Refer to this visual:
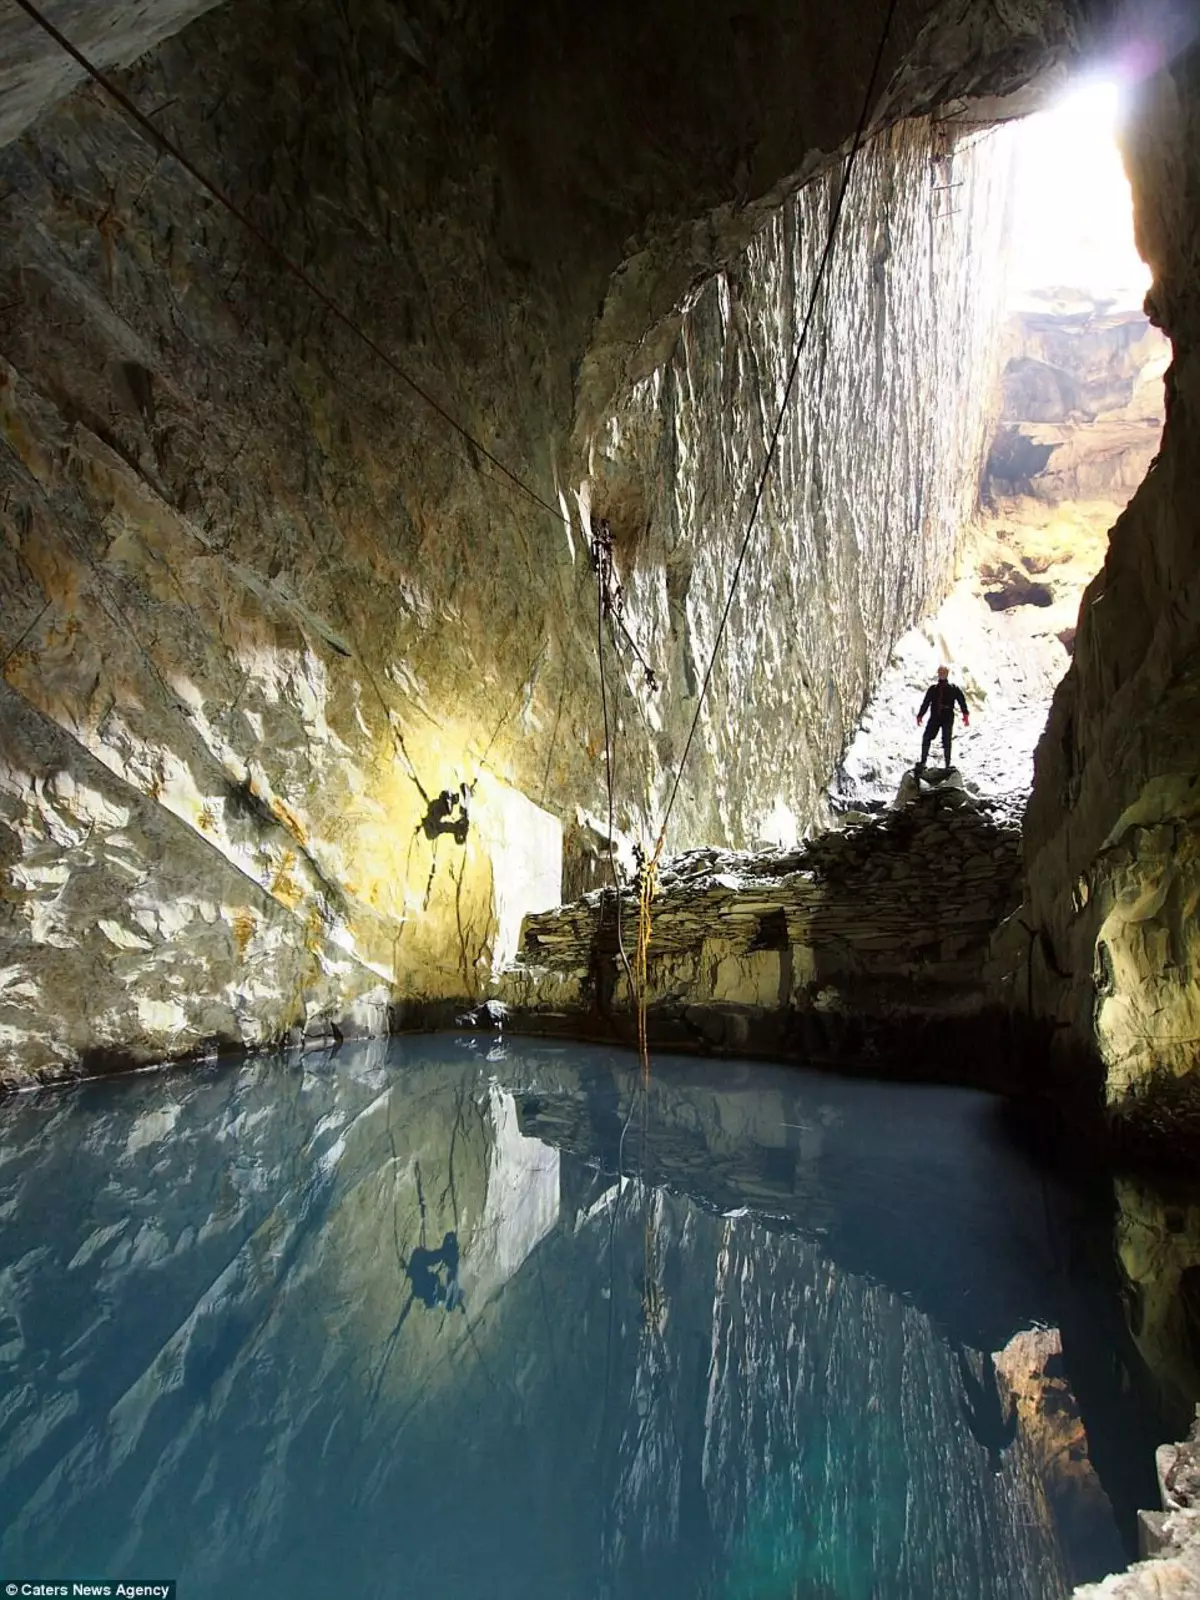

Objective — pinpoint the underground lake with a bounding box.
[0,1038,1183,1599]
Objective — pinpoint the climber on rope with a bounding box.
[915,665,969,775]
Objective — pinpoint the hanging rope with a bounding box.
[590,519,660,692]
[21,0,899,1076]
[14,0,662,757]
[613,0,903,1337]
[655,0,902,858]
[7,0,564,526]
[627,0,903,1081]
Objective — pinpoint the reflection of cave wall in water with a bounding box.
[994,1327,1121,1561]
[0,0,1082,1082]
[1114,1177,1200,1432]
[0,1039,1160,1596]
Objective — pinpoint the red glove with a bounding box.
[963,714,970,726]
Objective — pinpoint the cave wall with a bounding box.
[0,0,1087,1081]
[0,0,228,148]
[986,302,1168,505]
[587,115,1015,847]
[1020,31,1200,1146]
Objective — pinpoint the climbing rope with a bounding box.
[14,0,662,817]
[595,521,638,1003]
[630,0,902,1039]
[655,0,903,858]
[24,0,899,1194]
[8,0,564,526]
[593,1,912,1340]
[590,519,660,692]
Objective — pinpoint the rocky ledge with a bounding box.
[498,781,1026,1079]
[1073,1411,1200,1599]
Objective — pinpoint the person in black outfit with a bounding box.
[916,665,969,773]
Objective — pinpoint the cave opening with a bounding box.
[838,72,1168,809]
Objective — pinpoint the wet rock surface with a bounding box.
[0,0,1057,1082]
[1072,1413,1200,1599]
[1018,37,1200,1147]
[501,785,1025,1075]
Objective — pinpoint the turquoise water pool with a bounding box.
[0,1038,1166,1598]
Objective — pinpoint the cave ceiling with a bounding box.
[2,0,1188,1088]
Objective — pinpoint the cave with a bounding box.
[2,0,1200,1594]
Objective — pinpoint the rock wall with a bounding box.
[1019,33,1200,1148]
[1072,1410,1200,1599]
[0,0,227,148]
[837,288,1168,810]
[0,0,1080,1082]
[986,297,1168,506]
[1114,1177,1200,1430]
[502,785,1023,1072]
[586,115,1015,849]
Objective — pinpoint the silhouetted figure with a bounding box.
[954,1345,1018,1474]
[916,666,969,773]
[421,786,471,844]
[406,1230,464,1311]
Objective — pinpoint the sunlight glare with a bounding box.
[1007,74,1151,313]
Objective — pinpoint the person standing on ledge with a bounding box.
[916,665,969,774]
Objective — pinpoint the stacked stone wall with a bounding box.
[502,788,1024,1072]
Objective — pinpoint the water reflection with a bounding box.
[0,1039,1170,1598]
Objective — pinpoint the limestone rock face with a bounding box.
[986,298,1168,506]
[0,681,392,1086]
[994,1326,1122,1571]
[589,115,1015,848]
[1020,39,1200,1144]
[0,0,1083,1081]
[0,0,227,148]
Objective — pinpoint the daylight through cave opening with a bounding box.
[3,3,1200,1595]
[839,74,1168,808]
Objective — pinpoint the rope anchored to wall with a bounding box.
[12,0,665,791]
[6,0,567,528]
[621,0,904,1083]
[586,0,904,1341]
[589,518,659,693]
